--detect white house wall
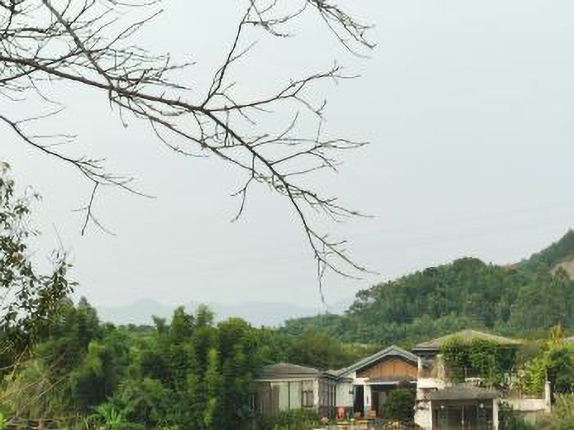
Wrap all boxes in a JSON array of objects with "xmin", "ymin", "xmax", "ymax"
[
  {"xmin": 336, "ymin": 381, "xmax": 354, "ymax": 408},
  {"xmin": 415, "ymin": 377, "xmax": 445, "ymax": 430},
  {"xmin": 289, "ymin": 381, "xmax": 302, "ymax": 409},
  {"xmin": 263, "ymin": 379, "xmax": 317, "ymax": 411},
  {"xmin": 277, "ymin": 382, "xmax": 290, "ymax": 410}
]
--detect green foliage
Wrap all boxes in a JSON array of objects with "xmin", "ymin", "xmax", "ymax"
[
  {"xmin": 537, "ymin": 394, "xmax": 574, "ymax": 430},
  {"xmin": 90, "ymin": 402, "xmax": 129, "ymax": 430},
  {"xmin": 498, "ymin": 402, "xmax": 538, "ymax": 430},
  {"xmin": 0, "ymin": 163, "xmax": 74, "ymax": 369},
  {"xmin": 547, "ymin": 348, "xmax": 574, "ymax": 394},
  {"xmin": 517, "ymin": 354, "xmax": 548, "ymax": 396},
  {"xmin": 283, "ymin": 239, "xmax": 574, "ymax": 346},
  {"xmin": 516, "ymin": 334, "xmax": 574, "ymax": 396},
  {"xmin": 441, "ymin": 339, "xmax": 517, "ymax": 387},
  {"xmin": 1, "ymin": 359, "xmax": 70, "ymax": 417},
  {"xmin": 256, "ymin": 409, "xmax": 319, "ymax": 430},
  {"xmin": 0, "ymin": 295, "xmax": 369, "ymax": 429},
  {"xmin": 382, "ymin": 388, "xmax": 415, "ymax": 422},
  {"xmin": 522, "ymin": 230, "xmax": 574, "ymax": 272},
  {"xmin": 281, "ymin": 330, "xmax": 371, "ymax": 370},
  {"xmin": 0, "ymin": 301, "xmax": 273, "ymax": 430}
]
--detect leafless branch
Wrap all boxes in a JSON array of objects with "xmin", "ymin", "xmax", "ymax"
[{"xmin": 0, "ymin": 0, "xmax": 374, "ymax": 282}]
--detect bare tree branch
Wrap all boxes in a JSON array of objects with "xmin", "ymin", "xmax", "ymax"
[{"xmin": 0, "ymin": 0, "xmax": 374, "ymax": 282}]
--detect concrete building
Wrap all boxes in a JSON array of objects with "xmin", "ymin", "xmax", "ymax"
[{"xmin": 412, "ymin": 330, "xmax": 550, "ymax": 430}]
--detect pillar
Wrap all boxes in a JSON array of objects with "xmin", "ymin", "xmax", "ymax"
[
  {"xmin": 545, "ymin": 380, "xmax": 552, "ymax": 412},
  {"xmin": 493, "ymin": 399, "xmax": 499, "ymax": 430},
  {"xmin": 363, "ymin": 383, "xmax": 371, "ymax": 418}
]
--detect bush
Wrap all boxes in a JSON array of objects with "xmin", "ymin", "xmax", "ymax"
[
  {"xmin": 383, "ymin": 388, "xmax": 415, "ymax": 422},
  {"xmin": 257, "ymin": 409, "xmax": 320, "ymax": 430},
  {"xmin": 498, "ymin": 403, "xmax": 538, "ymax": 430},
  {"xmin": 537, "ymin": 394, "xmax": 574, "ymax": 430}
]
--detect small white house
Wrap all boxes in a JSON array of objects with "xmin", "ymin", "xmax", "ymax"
[
  {"xmin": 333, "ymin": 345, "xmax": 419, "ymax": 418},
  {"xmin": 254, "ymin": 363, "xmax": 338, "ymax": 418}
]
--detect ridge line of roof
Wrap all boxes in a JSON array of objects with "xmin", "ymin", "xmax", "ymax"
[
  {"xmin": 337, "ymin": 345, "xmax": 418, "ymax": 377},
  {"xmin": 412, "ymin": 329, "xmax": 521, "ymax": 351}
]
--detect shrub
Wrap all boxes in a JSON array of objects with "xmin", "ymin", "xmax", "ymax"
[
  {"xmin": 257, "ymin": 409, "xmax": 320, "ymax": 430},
  {"xmin": 498, "ymin": 403, "xmax": 538, "ymax": 430},
  {"xmin": 383, "ymin": 388, "xmax": 415, "ymax": 422}
]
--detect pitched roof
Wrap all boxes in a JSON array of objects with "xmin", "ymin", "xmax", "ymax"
[
  {"xmin": 257, "ymin": 362, "xmax": 323, "ymax": 380},
  {"xmin": 412, "ymin": 329, "xmax": 521, "ymax": 352},
  {"xmin": 427, "ymin": 385, "xmax": 499, "ymax": 401},
  {"xmin": 337, "ymin": 345, "xmax": 419, "ymax": 377}
]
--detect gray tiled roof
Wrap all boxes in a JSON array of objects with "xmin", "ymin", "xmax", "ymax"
[
  {"xmin": 257, "ymin": 362, "xmax": 322, "ymax": 380},
  {"xmin": 428, "ymin": 385, "xmax": 499, "ymax": 401}
]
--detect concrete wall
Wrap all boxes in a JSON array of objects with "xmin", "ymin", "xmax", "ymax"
[
  {"xmin": 506, "ymin": 396, "xmax": 550, "ymax": 424},
  {"xmin": 289, "ymin": 381, "xmax": 302, "ymax": 409},
  {"xmin": 414, "ymin": 396, "xmax": 432, "ymax": 430},
  {"xmin": 415, "ymin": 374, "xmax": 446, "ymax": 430},
  {"xmin": 277, "ymin": 382, "xmax": 289, "ymax": 410},
  {"xmin": 260, "ymin": 379, "xmax": 317, "ymax": 411},
  {"xmin": 336, "ymin": 381, "xmax": 354, "ymax": 408}
]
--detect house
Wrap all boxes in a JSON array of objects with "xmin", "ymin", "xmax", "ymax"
[
  {"xmin": 255, "ymin": 346, "xmax": 418, "ymax": 420},
  {"xmin": 334, "ymin": 345, "xmax": 419, "ymax": 419},
  {"xmin": 412, "ymin": 329, "xmax": 550, "ymax": 430},
  {"xmin": 253, "ymin": 362, "xmax": 338, "ymax": 418},
  {"xmin": 255, "ymin": 329, "xmax": 551, "ymax": 428}
]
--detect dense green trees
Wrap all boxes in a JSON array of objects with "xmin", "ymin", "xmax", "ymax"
[
  {"xmin": 0, "ymin": 299, "xmax": 368, "ymax": 429},
  {"xmin": 283, "ymin": 233, "xmax": 574, "ymax": 345},
  {"xmin": 0, "ymin": 170, "xmax": 370, "ymax": 429},
  {"xmin": 5, "ymin": 163, "xmax": 574, "ymax": 428}
]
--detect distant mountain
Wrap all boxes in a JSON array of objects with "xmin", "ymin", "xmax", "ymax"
[
  {"xmin": 96, "ymin": 299, "xmax": 330, "ymax": 327},
  {"xmin": 97, "ymin": 299, "xmax": 174, "ymax": 326}
]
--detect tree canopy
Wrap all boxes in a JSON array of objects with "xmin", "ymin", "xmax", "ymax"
[{"xmin": 283, "ymin": 232, "xmax": 574, "ymax": 345}]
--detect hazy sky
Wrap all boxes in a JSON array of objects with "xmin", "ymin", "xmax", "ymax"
[{"xmin": 4, "ymin": 0, "xmax": 574, "ymax": 310}]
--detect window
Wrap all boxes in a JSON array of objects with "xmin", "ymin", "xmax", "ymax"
[{"xmin": 302, "ymin": 390, "xmax": 314, "ymax": 408}]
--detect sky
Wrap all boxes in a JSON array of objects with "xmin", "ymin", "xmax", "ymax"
[{"xmin": 3, "ymin": 0, "xmax": 574, "ymax": 311}]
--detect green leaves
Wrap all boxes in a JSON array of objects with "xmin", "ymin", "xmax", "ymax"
[
  {"xmin": 441, "ymin": 339, "xmax": 517, "ymax": 387},
  {"xmin": 0, "ymin": 163, "xmax": 74, "ymax": 359},
  {"xmin": 383, "ymin": 388, "xmax": 415, "ymax": 422}
]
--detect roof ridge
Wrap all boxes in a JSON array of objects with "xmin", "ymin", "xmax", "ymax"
[
  {"xmin": 413, "ymin": 329, "xmax": 521, "ymax": 351},
  {"xmin": 337, "ymin": 344, "xmax": 418, "ymax": 377}
]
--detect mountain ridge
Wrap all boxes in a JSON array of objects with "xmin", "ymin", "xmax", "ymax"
[
  {"xmin": 281, "ymin": 230, "xmax": 574, "ymax": 346},
  {"xmin": 96, "ymin": 298, "xmax": 353, "ymax": 327}
]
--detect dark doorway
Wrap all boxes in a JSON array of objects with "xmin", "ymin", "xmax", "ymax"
[
  {"xmin": 433, "ymin": 401, "xmax": 493, "ymax": 430},
  {"xmin": 354, "ymin": 386, "xmax": 364, "ymax": 416}
]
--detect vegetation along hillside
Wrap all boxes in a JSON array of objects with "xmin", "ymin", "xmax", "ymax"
[{"xmin": 282, "ymin": 231, "xmax": 574, "ymax": 346}]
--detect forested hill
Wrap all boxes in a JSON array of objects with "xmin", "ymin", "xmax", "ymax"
[
  {"xmin": 521, "ymin": 229, "xmax": 574, "ymax": 274},
  {"xmin": 282, "ymin": 230, "xmax": 574, "ymax": 346}
]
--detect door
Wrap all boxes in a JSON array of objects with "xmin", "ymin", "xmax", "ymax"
[
  {"xmin": 433, "ymin": 403, "xmax": 493, "ymax": 430},
  {"xmin": 354, "ymin": 386, "xmax": 364, "ymax": 417}
]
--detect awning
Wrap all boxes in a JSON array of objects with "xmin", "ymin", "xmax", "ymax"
[{"xmin": 428, "ymin": 386, "xmax": 499, "ymax": 401}]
